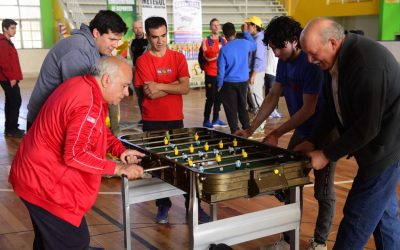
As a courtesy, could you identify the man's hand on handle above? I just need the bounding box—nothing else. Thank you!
[120,149,145,164]
[114,163,144,180]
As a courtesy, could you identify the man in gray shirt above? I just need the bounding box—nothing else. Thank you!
[27,10,127,131]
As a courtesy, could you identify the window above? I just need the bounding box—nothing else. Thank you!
[0,0,42,49]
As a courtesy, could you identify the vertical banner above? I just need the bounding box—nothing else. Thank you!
[141,0,169,34]
[173,0,202,43]
[107,0,136,58]
[172,0,203,88]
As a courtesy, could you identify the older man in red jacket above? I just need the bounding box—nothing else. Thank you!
[9,56,144,250]
[0,19,24,137]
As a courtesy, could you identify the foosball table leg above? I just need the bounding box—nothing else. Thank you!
[289,187,300,250]
[122,177,131,250]
[210,203,217,221]
[189,171,199,249]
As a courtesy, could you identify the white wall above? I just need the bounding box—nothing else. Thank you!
[17,49,49,78]
[332,15,379,40]
[379,41,400,63]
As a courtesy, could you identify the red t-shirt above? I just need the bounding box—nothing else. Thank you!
[135,49,189,121]
[202,37,226,77]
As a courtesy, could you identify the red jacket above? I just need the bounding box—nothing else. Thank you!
[0,33,22,81]
[9,75,126,227]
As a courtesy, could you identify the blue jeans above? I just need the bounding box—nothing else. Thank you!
[333,160,400,250]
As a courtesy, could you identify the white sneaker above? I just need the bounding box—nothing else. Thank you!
[260,240,290,250]
[269,109,283,118]
[255,121,266,133]
[307,239,327,250]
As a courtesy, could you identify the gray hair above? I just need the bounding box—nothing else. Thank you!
[320,20,345,44]
[91,56,132,80]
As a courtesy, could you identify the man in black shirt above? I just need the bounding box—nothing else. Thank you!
[130,20,148,121]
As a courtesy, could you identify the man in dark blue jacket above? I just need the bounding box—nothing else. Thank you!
[299,17,400,249]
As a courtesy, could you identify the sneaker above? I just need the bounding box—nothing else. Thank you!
[156,205,169,224]
[203,120,213,129]
[307,239,327,250]
[260,240,290,250]
[212,119,228,128]
[198,207,211,223]
[5,128,25,138]
[269,109,283,118]
[255,120,266,133]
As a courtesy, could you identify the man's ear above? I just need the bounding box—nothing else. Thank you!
[329,38,339,51]
[92,28,100,39]
[100,73,111,88]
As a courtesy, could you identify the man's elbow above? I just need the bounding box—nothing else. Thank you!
[182,86,190,95]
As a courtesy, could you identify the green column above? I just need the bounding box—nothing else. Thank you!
[40,0,54,48]
[379,0,400,41]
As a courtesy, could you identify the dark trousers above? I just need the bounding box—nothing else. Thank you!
[203,75,221,122]
[286,130,336,244]
[219,82,250,134]
[22,199,90,250]
[0,81,22,132]
[134,86,144,115]
[264,73,275,96]
[142,120,193,208]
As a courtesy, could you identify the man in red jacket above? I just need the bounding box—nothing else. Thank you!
[9,56,144,250]
[0,19,24,138]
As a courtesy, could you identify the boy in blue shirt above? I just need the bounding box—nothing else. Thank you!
[217,22,256,134]
[236,16,336,250]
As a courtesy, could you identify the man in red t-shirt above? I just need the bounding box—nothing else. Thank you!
[201,18,228,129]
[135,16,210,224]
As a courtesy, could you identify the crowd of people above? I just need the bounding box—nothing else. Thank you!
[1,8,399,250]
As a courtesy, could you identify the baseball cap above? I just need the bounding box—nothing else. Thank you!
[244,16,263,28]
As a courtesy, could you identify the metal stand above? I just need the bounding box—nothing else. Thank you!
[122,176,301,250]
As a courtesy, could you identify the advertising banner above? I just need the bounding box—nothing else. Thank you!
[173,0,202,43]
[172,0,203,87]
[141,0,169,31]
[107,0,136,57]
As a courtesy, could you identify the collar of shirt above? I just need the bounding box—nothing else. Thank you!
[329,58,338,76]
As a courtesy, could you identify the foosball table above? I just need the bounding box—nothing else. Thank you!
[119,128,311,250]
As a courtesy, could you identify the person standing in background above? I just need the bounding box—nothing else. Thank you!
[130,20,148,123]
[243,16,267,117]
[265,44,282,118]
[135,16,210,224]
[217,22,256,134]
[201,18,227,129]
[0,19,24,138]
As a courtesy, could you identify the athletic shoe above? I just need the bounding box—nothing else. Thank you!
[269,109,283,118]
[198,207,211,223]
[4,128,25,138]
[203,120,213,129]
[260,240,290,250]
[212,119,228,128]
[155,205,169,224]
[307,238,327,250]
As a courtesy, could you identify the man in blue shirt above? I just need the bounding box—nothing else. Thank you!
[217,22,256,134]
[236,16,336,250]
[244,16,267,113]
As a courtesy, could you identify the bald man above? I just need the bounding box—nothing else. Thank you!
[130,20,148,122]
[9,56,144,249]
[297,18,400,249]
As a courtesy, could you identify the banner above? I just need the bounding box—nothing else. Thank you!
[107,0,136,58]
[141,0,168,33]
[173,0,202,43]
